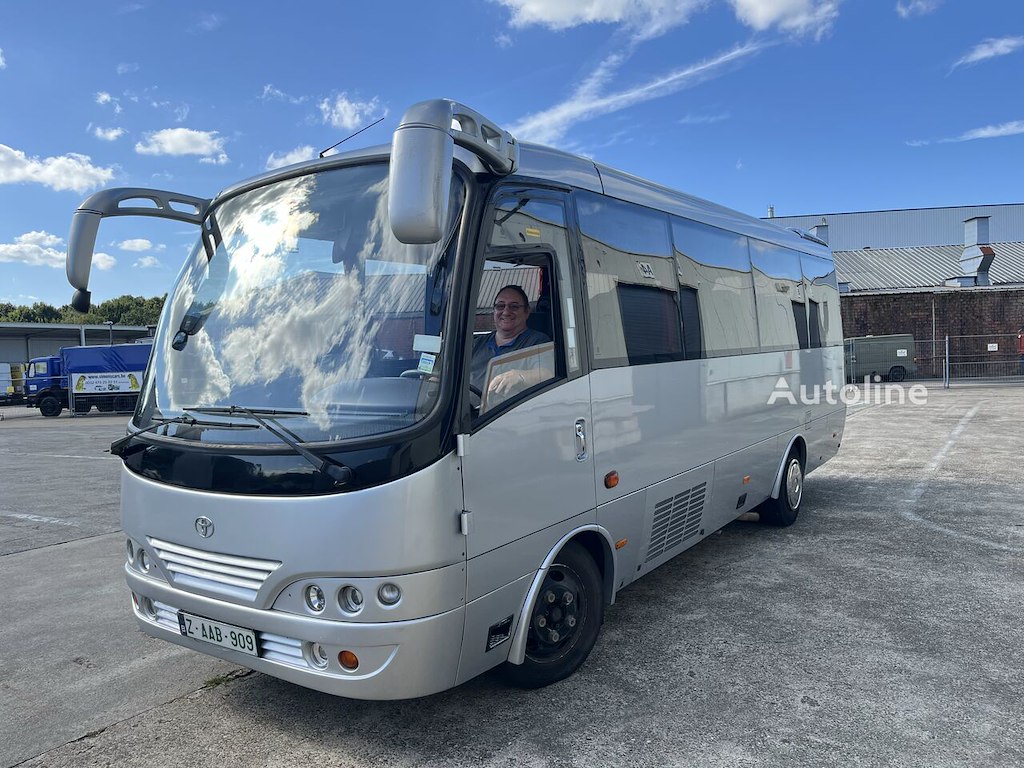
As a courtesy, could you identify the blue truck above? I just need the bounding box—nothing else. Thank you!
[25,343,153,417]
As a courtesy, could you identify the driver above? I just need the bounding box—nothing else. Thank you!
[470,285,551,398]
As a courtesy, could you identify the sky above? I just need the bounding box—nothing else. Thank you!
[1,0,1022,308]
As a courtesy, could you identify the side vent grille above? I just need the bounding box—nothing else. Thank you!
[646,482,707,562]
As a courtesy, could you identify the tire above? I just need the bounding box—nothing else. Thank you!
[39,395,62,418]
[497,542,604,689]
[889,365,906,382]
[759,449,804,527]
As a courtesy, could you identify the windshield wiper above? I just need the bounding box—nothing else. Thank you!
[109,414,256,457]
[182,405,354,488]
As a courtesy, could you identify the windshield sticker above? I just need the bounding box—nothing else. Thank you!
[413,334,442,354]
[418,353,437,374]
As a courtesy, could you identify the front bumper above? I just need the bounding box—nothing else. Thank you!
[126,567,466,700]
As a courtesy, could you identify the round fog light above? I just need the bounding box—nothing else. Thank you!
[339,586,364,614]
[378,583,402,605]
[138,548,150,572]
[138,595,156,619]
[304,584,326,613]
[309,642,329,669]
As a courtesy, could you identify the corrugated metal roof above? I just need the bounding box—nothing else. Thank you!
[835,241,1024,291]
[765,204,1024,251]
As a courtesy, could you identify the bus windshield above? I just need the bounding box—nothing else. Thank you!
[137,162,465,445]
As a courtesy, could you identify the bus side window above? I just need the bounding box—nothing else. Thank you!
[576,191,683,367]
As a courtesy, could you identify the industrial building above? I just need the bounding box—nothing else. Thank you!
[767,203,1024,380]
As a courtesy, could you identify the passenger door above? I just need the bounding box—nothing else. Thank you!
[460,191,595,559]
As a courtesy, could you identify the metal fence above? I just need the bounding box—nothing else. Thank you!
[844,334,1024,386]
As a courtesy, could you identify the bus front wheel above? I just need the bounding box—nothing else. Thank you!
[759,450,803,527]
[498,542,603,689]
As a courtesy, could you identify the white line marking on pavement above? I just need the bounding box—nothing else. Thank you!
[2,512,80,527]
[899,403,1011,552]
[0,449,119,461]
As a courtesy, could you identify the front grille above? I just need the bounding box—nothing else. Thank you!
[148,538,281,602]
[149,599,308,669]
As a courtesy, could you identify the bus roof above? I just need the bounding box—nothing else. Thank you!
[215,140,828,258]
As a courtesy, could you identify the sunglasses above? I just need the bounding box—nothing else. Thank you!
[493,302,525,312]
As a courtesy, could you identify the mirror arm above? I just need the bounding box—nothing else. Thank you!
[66,187,211,312]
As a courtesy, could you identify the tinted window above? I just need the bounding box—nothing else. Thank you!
[577,192,681,367]
[749,240,805,352]
[672,217,758,357]
[801,254,843,347]
[617,284,683,364]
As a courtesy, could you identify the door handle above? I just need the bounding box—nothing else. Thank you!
[575,418,587,462]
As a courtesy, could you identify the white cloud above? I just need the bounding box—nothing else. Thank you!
[261,84,307,104]
[495,33,514,48]
[135,128,229,164]
[266,145,317,170]
[495,0,706,41]
[197,13,223,32]
[94,126,125,141]
[319,93,386,130]
[133,255,161,268]
[950,36,1024,71]
[116,62,140,75]
[0,231,116,271]
[944,121,1024,142]
[679,111,730,124]
[19,231,65,248]
[510,41,764,144]
[729,0,839,40]
[0,48,6,70]
[0,231,66,268]
[0,144,115,192]
[118,238,153,251]
[494,0,838,40]
[96,91,114,105]
[895,0,940,19]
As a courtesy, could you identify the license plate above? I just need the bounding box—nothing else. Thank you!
[177,611,259,657]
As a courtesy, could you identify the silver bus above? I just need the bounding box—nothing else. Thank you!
[64,99,845,699]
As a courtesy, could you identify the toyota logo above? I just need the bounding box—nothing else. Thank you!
[194,517,215,538]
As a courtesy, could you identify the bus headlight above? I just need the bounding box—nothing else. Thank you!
[304,584,326,613]
[339,586,363,614]
[378,583,402,606]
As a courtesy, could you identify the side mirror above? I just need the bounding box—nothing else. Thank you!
[388,100,518,245]
[388,101,455,245]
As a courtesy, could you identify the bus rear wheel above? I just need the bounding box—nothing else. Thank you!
[759,449,803,527]
[498,542,603,689]
[889,365,906,382]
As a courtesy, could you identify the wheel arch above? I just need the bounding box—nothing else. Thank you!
[770,434,806,500]
[506,524,616,666]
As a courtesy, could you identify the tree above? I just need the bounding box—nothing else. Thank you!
[0,295,165,325]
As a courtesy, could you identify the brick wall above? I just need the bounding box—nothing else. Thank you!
[840,287,1024,341]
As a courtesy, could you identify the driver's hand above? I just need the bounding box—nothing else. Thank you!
[488,369,527,396]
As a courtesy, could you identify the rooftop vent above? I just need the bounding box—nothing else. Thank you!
[946,216,995,287]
